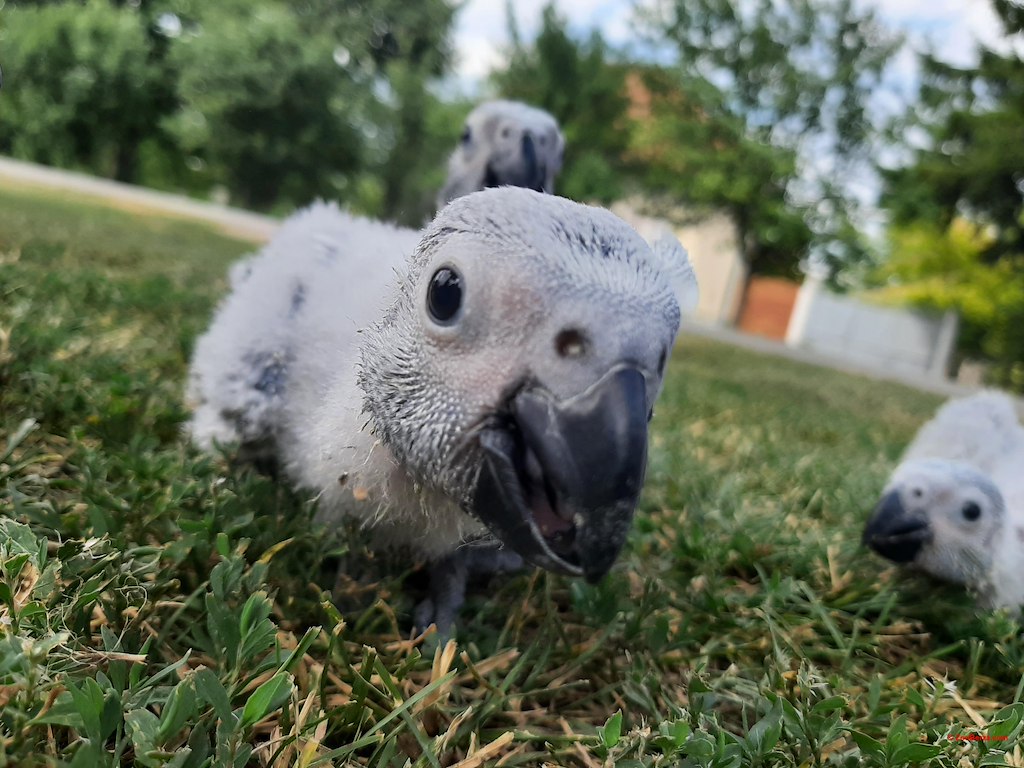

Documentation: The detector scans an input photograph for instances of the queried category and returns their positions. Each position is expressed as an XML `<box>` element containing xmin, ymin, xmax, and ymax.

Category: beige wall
<box><xmin>611</xmin><ymin>200</ymin><xmax>746</xmax><ymax>325</ymax></box>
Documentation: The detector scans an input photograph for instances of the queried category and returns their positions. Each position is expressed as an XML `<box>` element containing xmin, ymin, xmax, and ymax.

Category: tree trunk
<box><xmin>114</xmin><ymin>138</ymin><xmax>139</xmax><ymax>183</ymax></box>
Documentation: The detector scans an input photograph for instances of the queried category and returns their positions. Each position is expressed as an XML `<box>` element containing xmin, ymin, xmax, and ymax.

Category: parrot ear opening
<box><xmin>650</xmin><ymin>233</ymin><xmax>699</xmax><ymax>315</ymax></box>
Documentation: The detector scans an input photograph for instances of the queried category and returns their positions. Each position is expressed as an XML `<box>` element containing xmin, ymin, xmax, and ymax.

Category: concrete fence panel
<box><xmin>785</xmin><ymin>276</ymin><xmax>959</xmax><ymax>380</ymax></box>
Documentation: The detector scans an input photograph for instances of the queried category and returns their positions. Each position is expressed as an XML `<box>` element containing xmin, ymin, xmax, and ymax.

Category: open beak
<box><xmin>471</xmin><ymin>366</ymin><xmax>650</xmax><ymax>582</ymax></box>
<box><xmin>862</xmin><ymin>490</ymin><xmax>933</xmax><ymax>563</ymax></box>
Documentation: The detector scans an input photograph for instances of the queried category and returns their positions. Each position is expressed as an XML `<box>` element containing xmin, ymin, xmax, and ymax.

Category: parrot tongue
<box><xmin>520</xmin><ymin>444</ymin><xmax>577</xmax><ymax>540</ymax></box>
<box><xmin>470</xmin><ymin>366</ymin><xmax>650</xmax><ymax>581</ymax></box>
<box><xmin>473</xmin><ymin>428</ymin><xmax>584</xmax><ymax>576</ymax></box>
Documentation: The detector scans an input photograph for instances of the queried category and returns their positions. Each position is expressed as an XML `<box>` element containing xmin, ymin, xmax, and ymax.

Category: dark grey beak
<box><xmin>482</xmin><ymin>133</ymin><xmax>546</xmax><ymax>193</ymax></box>
<box><xmin>862</xmin><ymin>490</ymin><xmax>932</xmax><ymax>563</ymax></box>
<box><xmin>472</xmin><ymin>366</ymin><xmax>650</xmax><ymax>582</ymax></box>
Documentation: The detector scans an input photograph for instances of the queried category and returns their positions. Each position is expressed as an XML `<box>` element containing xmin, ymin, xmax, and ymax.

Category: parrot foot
<box><xmin>413</xmin><ymin>546</ymin><xmax>525</xmax><ymax>638</ymax></box>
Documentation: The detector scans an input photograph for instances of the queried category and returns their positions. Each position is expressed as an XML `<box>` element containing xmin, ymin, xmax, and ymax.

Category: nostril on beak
<box><xmin>555</xmin><ymin>329</ymin><xmax>587</xmax><ymax>359</ymax></box>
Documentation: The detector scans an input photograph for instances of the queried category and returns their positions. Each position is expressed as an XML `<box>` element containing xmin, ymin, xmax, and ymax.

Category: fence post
<box><xmin>785</xmin><ymin>273</ymin><xmax>821</xmax><ymax>347</ymax></box>
<box><xmin>928</xmin><ymin>310</ymin><xmax>959</xmax><ymax>379</ymax></box>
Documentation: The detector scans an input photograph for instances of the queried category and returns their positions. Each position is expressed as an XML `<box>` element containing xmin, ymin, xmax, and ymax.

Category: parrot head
<box><xmin>360</xmin><ymin>187</ymin><xmax>696</xmax><ymax>582</ymax></box>
<box><xmin>863</xmin><ymin>457</ymin><xmax>1005</xmax><ymax>586</ymax></box>
<box><xmin>437</xmin><ymin>101</ymin><xmax>565</xmax><ymax>209</ymax></box>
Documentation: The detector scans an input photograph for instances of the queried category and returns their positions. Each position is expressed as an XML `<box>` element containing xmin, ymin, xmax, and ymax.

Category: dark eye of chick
<box><xmin>427</xmin><ymin>267</ymin><xmax>463</xmax><ymax>324</ymax></box>
<box><xmin>961</xmin><ymin>501</ymin><xmax>982</xmax><ymax>521</ymax></box>
<box><xmin>460</xmin><ymin>126</ymin><xmax>471</xmax><ymax>144</ymax></box>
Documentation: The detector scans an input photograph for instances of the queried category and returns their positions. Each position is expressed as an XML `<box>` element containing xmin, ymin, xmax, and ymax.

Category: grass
<box><xmin>1</xmin><ymin>183</ymin><xmax>1022</xmax><ymax>767</ymax></box>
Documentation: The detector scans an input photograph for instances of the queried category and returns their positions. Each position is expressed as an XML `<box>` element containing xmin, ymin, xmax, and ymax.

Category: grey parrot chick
<box><xmin>862</xmin><ymin>392</ymin><xmax>1024</xmax><ymax>611</ymax></box>
<box><xmin>187</xmin><ymin>188</ymin><xmax>697</xmax><ymax>632</ymax></box>
<box><xmin>437</xmin><ymin>100</ymin><xmax>564</xmax><ymax>210</ymax></box>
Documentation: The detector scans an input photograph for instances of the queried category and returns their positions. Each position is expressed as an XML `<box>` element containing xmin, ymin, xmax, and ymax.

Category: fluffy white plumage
<box><xmin>187</xmin><ymin>188</ymin><xmax>697</xmax><ymax>626</ymax></box>
<box><xmin>863</xmin><ymin>391</ymin><xmax>1024</xmax><ymax>611</ymax></box>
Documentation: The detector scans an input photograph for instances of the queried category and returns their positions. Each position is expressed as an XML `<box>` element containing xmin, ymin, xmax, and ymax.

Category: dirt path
<box><xmin>0</xmin><ymin>156</ymin><xmax>277</xmax><ymax>243</ymax></box>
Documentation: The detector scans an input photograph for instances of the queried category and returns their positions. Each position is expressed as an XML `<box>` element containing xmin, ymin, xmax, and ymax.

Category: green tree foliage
<box><xmin>349</xmin><ymin>0</ymin><xmax>462</xmax><ymax>225</ymax></box>
<box><xmin>370</xmin><ymin>66</ymin><xmax>471</xmax><ymax>225</ymax></box>
<box><xmin>0</xmin><ymin>0</ymin><xmax>458</xmax><ymax>219</ymax></box>
<box><xmin>164</xmin><ymin>0</ymin><xmax>457</xmax><ymax>215</ymax></box>
<box><xmin>0</xmin><ymin>1</ymin><xmax>175</xmax><ymax>181</ymax></box>
<box><xmin>492</xmin><ymin>3</ymin><xmax>631</xmax><ymax>203</ymax></box>
<box><xmin>869</xmin><ymin>220</ymin><xmax>1024</xmax><ymax>390</ymax></box>
<box><xmin>882</xmin><ymin>1</ymin><xmax>1024</xmax><ymax>259</ymax></box>
<box><xmin>163</xmin><ymin>1</ymin><xmax>370</xmax><ymax>211</ymax></box>
<box><xmin>635</xmin><ymin>0</ymin><xmax>898</xmax><ymax>275</ymax></box>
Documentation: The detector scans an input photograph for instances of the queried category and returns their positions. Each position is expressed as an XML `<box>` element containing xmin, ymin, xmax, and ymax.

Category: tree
<box><xmin>492</xmin><ymin>3</ymin><xmax>632</xmax><ymax>203</ymax></box>
<box><xmin>363</xmin><ymin>0</ymin><xmax>460</xmax><ymax>225</ymax></box>
<box><xmin>1</xmin><ymin>0</ymin><xmax>459</xmax><ymax>217</ymax></box>
<box><xmin>163</xmin><ymin>0</ymin><xmax>458</xmax><ymax>214</ymax></box>
<box><xmin>0</xmin><ymin>1</ymin><xmax>175</xmax><ymax>182</ymax></box>
<box><xmin>368</xmin><ymin>67</ymin><xmax>470</xmax><ymax>225</ymax></box>
<box><xmin>882</xmin><ymin>1</ymin><xmax>1024</xmax><ymax>260</ymax></box>
<box><xmin>625</xmin><ymin>66</ymin><xmax>811</xmax><ymax>275</ymax></box>
<box><xmin>635</xmin><ymin>0</ymin><xmax>899</xmax><ymax>276</ymax></box>
<box><xmin>163</xmin><ymin>1</ymin><xmax>369</xmax><ymax>211</ymax></box>
<box><xmin>877</xmin><ymin>1</ymin><xmax>1024</xmax><ymax>387</ymax></box>
<box><xmin>868</xmin><ymin>221</ymin><xmax>1024</xmax><ymax>390</ymax></box>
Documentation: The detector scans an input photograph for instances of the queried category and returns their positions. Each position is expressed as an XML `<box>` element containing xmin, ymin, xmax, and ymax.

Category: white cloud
<box><xmin>863</xmin><ymin>0</ymin><xmax>1005</xmax><ymax>66</ymax></box>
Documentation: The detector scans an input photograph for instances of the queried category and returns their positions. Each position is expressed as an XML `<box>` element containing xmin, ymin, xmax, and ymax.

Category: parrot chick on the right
<box><xmin>862</xmin><ymin>391</ymin><xmax>1024</xmax><ymax>611</ymax></box>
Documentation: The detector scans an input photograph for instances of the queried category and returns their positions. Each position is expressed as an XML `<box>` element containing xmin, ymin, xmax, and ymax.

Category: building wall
<box><xmin>610</xmin><ymin>201</ymin><xmax>746</xmax><ymax>325</ymax></box>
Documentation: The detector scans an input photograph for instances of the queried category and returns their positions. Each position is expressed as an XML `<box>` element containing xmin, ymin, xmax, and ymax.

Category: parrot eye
<box><xmin>427</xmin><ymin>267</ymin><xmax>463</xmax><ymax>324</ymax></box>
<box><xmin>555</xmin><ymin>328</ymin><xmax>587</xmax><ymax>358</ymax></box>
<box><xmin>460</xmin><ymin>126</ymin><xmax>471</xmax><ymax>145</ymax></box>
<box><xmin>961</xmin><ymin>501</ymin><xmax>982</xmax><ymax>521</ymax></box>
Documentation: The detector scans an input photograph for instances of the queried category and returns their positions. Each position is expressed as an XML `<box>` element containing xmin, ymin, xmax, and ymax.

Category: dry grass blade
<box><xmin>450</xmin><ymin>731</ymin><xmax>515</xmax><ymax>768</ymax></box>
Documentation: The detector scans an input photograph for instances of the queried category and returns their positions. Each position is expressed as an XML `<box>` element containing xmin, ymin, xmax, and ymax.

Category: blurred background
<box><xmin>0</xmin><ymin>0</ymin><xmax>1021</xmax><ymax>392</ymax></box>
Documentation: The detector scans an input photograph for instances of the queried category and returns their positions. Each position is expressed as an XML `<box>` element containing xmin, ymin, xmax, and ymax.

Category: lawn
<box><xmin>1</xmin><ymin>185</ymin><xmax>1022</xmax><ymax>767</ymax></box>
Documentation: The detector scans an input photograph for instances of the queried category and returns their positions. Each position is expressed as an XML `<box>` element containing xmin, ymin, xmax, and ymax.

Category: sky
<box><xmin>451</xmin><ymin>0</ymin><xmax>1008</xmax><ymax>91</ymax></box>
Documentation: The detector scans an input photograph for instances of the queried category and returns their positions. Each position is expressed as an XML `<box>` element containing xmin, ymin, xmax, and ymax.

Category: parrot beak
<box><xmin>862</xmin><ymin>490</ymin><xmax>933</xmax><ymax>563</ymax></box>
<box><xmin>482</xmin><ymin>133</ymin><xmax>546</xmax><ymax>193</ymax></box>
<box><xmin>472</xmin><ymin>366</ymin><xmax>650</xmax><ymax>582</ymax></box>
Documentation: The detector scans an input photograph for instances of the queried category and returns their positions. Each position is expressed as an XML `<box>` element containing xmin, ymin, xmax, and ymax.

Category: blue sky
<box><xmin>452</xmin><ymin>0</ymin><xmax>1008</xmax><ymax>89</ymax></box>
